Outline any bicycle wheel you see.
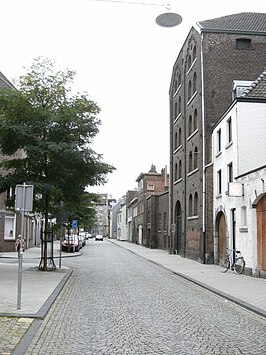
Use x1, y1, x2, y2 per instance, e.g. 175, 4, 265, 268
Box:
220, 256, 230, 273
234, 257, 245, 274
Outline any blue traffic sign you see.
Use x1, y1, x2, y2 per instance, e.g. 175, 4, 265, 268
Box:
71, 220, 78, 229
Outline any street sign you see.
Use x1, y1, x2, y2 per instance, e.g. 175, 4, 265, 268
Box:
72, 220, 78, 229
15, 184, 34, 212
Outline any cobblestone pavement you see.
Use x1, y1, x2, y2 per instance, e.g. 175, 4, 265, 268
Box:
0, 317, 33, 354
17, 241, 266, 354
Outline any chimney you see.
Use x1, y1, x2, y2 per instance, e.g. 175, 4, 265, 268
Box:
164, 165, 168, 188
149, 164, 157, 173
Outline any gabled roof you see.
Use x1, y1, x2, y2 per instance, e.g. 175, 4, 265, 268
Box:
0, 71, 15, 89
241, 70, 266, 99
197, 12, 266, 35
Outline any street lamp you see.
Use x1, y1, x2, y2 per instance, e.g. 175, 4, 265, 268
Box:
156, 11, 182, 27
92, 0, 183, 27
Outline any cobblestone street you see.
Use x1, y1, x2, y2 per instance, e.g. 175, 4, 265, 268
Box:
21, 240, 266, 355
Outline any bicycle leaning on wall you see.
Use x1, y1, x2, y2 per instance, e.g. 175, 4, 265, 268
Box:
220, 249, 245, 274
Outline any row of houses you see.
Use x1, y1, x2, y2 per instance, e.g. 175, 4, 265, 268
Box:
110, 71, 266, 279
0, 72, 43, 252
107, 12, 266, 279
0, 12, 265, 280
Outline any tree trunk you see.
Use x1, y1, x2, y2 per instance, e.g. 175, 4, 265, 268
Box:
39, 193, 56, 271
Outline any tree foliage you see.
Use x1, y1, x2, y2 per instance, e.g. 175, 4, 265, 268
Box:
0, 57, 115, 269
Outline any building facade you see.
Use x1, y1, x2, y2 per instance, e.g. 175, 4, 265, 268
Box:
91, 193, 110, 237
169, 12, 266, 263
134, 165, 168, 248
213, 72, 266, 277
0, 72, 42, 251
126, 190, 138, 243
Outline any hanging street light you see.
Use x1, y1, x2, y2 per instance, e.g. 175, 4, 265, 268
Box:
92, 0, 183, 27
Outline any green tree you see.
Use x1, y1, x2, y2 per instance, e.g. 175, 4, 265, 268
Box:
63, 192, 98, 232
0, 57, 114, 270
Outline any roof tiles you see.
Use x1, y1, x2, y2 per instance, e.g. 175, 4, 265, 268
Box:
197, 12, 266, 33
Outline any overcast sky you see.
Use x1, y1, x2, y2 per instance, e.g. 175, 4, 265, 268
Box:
1, 0, 265, 200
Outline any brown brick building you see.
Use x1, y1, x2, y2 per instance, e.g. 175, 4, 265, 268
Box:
0, 72, 41, 251
134, 165, 168, 248
169, 12, 266, 263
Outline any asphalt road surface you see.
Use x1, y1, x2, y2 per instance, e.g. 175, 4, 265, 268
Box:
25, 239, 266, 355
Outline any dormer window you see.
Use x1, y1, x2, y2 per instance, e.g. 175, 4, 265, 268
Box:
147, 184, 154, 191
236, 38, 251, 50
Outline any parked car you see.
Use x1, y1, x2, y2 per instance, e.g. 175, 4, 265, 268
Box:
61, 235, 81, 252
86, 232, 92, 239
95, 234, 103, 241
78, 234, 86, 247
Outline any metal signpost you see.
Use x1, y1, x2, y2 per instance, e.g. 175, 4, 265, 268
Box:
72, 220, 78, 254
15, 183, 34, 310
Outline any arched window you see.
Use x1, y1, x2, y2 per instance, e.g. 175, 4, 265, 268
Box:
174, 162, 178, 181
174, 79, 177, 93
178, 96, 181, 114
188, 81, 192, 100
193, 45, 197, 60
189, 151, 193, 172
189, 194, 193, 216
174, 132, 178, 150
193, 109, 198, 131
188, 115, 193, 136
188, 55, 192, 69
174, 102, 177, 118
178, 160, 182, 179
193, 72, 197, 93
178, 127, 182, 146
194, 192, 198, 216
163, 212, 167, 230
178, 73, 181, 87
194, 147, 198, 169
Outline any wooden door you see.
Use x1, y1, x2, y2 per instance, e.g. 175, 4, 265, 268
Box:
257, 195, 266, 271
218, 213, 227, 259
175, 201, 182, 255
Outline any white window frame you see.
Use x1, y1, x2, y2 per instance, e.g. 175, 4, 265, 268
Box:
4, 214, 16, 240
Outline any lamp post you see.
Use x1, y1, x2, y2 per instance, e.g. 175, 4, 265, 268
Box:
92, 0, 182, 27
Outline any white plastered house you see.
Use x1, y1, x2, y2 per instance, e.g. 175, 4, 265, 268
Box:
212, 71, 266, 278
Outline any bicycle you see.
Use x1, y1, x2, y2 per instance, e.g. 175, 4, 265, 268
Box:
220, 249, 245, 274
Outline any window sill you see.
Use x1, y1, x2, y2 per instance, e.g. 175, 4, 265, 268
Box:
174, 178, 182, 185
173, 85, 181, 98
225, 141, 233, 150
187, 168, 199, 177
187, 128, 199, 141
187, 91, 197, 106
174, 113, 182, 124
174, 145, 182, 154
188, 215, 199, 220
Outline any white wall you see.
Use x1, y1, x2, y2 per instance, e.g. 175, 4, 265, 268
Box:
237, 102, 266, 175
213, 99, 266, 274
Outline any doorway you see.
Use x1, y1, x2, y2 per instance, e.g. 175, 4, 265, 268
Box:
175, 201, 182, 254
217, 212, 227, 259
256, 194, 266, 272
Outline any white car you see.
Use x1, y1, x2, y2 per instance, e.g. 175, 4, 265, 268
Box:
95, 234, 103, 241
